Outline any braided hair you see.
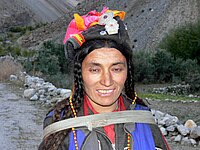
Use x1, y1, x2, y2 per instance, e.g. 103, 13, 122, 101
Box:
41, 39, 145, 150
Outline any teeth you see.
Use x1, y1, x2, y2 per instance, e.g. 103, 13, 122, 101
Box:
98, 90, 113, 94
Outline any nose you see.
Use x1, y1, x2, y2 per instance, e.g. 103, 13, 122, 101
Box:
100, 70, 114, 86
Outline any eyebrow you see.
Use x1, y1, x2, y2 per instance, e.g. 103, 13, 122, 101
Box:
88, 61, 127, 67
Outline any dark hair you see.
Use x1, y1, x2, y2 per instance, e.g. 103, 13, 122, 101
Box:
41, 39, 140, 150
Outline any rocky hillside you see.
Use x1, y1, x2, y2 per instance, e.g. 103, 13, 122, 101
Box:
1, 0, 200, 51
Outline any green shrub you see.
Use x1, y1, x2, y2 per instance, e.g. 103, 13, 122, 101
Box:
5, 46, 21, 57
21, 49, 36, 57
174, 58, 200, 81
41, 41, 71, 74
23, 41, 72, 88
185, 73, 200, 94
152, 49, 175, 82
133, 50, 154, 83
159, 21, 200, 64
0, 46, 6, 56
133, 49, 200, 93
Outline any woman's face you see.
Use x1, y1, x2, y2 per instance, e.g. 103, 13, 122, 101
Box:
82, 48, 127, 113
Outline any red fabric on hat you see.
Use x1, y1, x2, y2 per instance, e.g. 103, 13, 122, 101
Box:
84, 95, 126, 144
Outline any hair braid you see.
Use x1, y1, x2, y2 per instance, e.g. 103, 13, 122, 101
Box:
73, 61, 84, 111
124, 58, 147, 106
40, 99, 71, 150
124, 58, 135, 100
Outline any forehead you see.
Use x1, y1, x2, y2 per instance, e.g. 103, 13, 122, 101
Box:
83, 48, 126, 64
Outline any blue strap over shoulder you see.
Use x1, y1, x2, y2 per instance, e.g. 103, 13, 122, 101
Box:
132, 104, 155, 150
69, 130, 85, 150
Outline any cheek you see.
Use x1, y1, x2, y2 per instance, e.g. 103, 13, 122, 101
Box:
114, 72, 127, 86
82, 72, 98, 88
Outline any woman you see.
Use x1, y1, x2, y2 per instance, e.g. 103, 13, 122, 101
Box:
39, 7, 170, 150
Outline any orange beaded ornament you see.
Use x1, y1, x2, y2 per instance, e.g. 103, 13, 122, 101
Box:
69, 93, 79, 150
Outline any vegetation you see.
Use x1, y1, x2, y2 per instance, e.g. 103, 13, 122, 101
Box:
159, 21, 200, 64
23, 41, 73, 88
133, 49, 200, 94
0, 56, 22, 81
139, 93, 200, 101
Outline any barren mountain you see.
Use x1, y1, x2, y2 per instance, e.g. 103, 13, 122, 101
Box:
1, 0, 200, 51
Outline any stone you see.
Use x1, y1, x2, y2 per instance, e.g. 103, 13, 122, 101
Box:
24, 89, 36, 98
38, 89, 46, 95
154, 110, 165, 120
9, 75, 17, 81
174, 134, 182, 142
190, 126, 200, 139
151, 109, 155, 115
163, 115, 178, 126
160, 127, 167, 136
190, 138, 197, 146
60, 89, 71, 96
181, 137, 191, 145
166, 125, 176, 132
157, 119, 165, 125
177, 125, 190, 136
184, 119, 197, 129
30, 94, 38, 101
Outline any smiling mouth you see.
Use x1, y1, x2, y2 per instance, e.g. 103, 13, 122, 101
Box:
97, 89, 114, 95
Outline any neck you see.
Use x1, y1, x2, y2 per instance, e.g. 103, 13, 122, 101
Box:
86, 95, 119, 113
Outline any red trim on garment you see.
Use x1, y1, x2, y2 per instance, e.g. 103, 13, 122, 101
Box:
84, 95, 126, 144
162, 134, 171, 150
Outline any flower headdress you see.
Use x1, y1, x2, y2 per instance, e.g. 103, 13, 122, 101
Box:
64, 7, 132, 59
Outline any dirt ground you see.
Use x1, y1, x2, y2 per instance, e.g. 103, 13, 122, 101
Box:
0, 82, 47, 150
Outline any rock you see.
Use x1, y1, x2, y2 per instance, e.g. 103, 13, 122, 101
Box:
30, 94, 38, 101
184, 119, 197, 129
190, 126, 200, 139
174, 134, 182, 142
160, 127, 167, 136
188, 94, 194, 98
168, 131, 179, 136
151, 109, 156, 115
24, 89, 36, 98
177, 125, 190, 136
154, 110, 165, 120
38, 89, 46, 95
60, 89, 71, 96
181, 137, 191, 145
163, 114, 178, 126
157, 119, 165, 125
9, 75, 17, 81
166, 125, 176, 132
48, 87, 57, 92
190, 138, 197, 146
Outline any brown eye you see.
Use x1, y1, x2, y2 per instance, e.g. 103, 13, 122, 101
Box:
112, 67, 123, 72
89, 68, 100, 73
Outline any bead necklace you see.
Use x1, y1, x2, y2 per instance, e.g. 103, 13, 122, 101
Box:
69, 92, 137, 150
69, 94, 79, 150
127, 92, 137, 150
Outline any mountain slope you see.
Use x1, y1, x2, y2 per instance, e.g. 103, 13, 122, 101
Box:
1, 0, 200, 51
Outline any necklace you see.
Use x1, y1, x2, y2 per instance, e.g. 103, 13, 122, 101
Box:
69, 93, 137, 150
69, 94, 79, 150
